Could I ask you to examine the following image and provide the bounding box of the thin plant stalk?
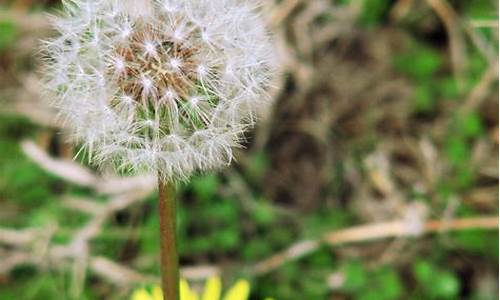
[158,177,179,300]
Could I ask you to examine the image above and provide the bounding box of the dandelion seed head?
[43,0,278,181]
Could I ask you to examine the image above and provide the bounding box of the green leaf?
[245,151,270,182]
[251,199,276,226]
[213,227,240,250]
[202,200,238,223]
[186,237,212,254]
[191,174,220,201]
[464,1,498,19]
[414,83,435,112]
[461,113,485,138]
[414,260,460,299]
[359,290,383,300]
[445,137,470,166]
[394,45,443,80]
[438,77,460,99]
[304,210,352,238]
[305,248,334,268]
[453,230,499,259]
[242,239,272,260]
[414,260,434,285]
[433,271,460,299]
[0,21,17,51]
[377,269,403,300]
[342,260,367,292]
[359,0,390,26]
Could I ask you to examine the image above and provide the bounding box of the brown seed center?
[109,23,198,104]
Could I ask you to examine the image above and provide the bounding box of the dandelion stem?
[158,177,179,300]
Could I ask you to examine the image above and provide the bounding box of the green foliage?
[191,174,220,202]
[413,83,435,112]
[460,112,485,138]
[339,262,403,300]
[438,77,460,99]
[445,135,471,166]
[0,20,17,52]
[392,22,490,193]
[394,44,443,81]
[0,114,61,225]
[413,260,461,299]
[442,111,486,191]
[256,248,335,300]
[463,1,498,19]
[250,198,276,226]
[303,209,353,238]
[374,268,404,300]
[359,0,391,26]
[244,151,270,183]
[0,268,97,300]
[452,230,499,260]
[341,260,367,292]
[393,42,450,113]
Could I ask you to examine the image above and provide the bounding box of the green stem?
[158,177,179,300]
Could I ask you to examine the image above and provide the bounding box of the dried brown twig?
[21,140,156,194]
[426,0,468,88]
[460,61,499,115]
[251,216,498,275]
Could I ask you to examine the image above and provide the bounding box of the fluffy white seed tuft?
[43,0,277,181]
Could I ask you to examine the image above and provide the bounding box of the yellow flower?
[131,277,274,300]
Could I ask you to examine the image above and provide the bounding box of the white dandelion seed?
[143,41,157,57]
[42,0,278,181]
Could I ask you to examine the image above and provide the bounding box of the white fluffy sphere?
[43,0,277,180]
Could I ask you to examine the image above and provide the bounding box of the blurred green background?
[0,0,498,299]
